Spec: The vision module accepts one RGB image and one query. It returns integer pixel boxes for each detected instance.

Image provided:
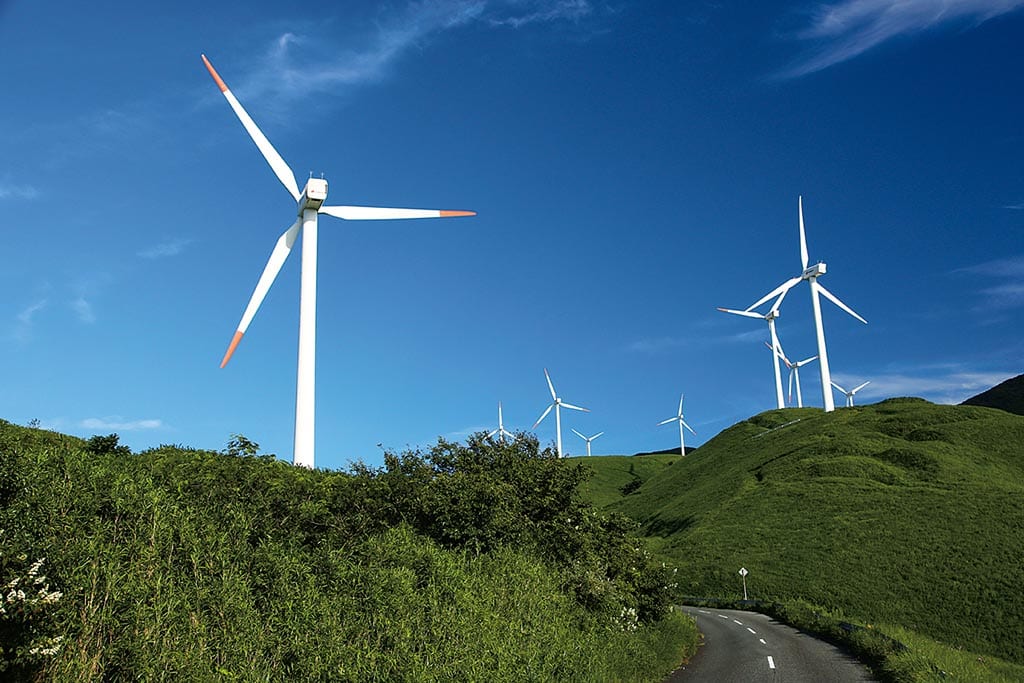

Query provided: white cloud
[0,180,38,200]
[781,0,1024,78]
[627,336,690,353]
[233,1,600,106]
[80,417,164,431]
[832,369,1015,404]
[955,254,1024,310]
[138,238,192,259]
[71,297,95,324]
[11,299,47,341]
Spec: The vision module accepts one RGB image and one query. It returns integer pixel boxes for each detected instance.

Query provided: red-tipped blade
[220,330,244,368]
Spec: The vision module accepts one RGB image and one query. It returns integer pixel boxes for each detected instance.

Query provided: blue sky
[1,0,1021,469]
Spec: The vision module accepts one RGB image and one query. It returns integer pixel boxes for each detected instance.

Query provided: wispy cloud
[80,417,164,431]
[71,297,96,324]
[781,0,1024,78]
[0,180,38,200]
[955,254,1024,310]
[833,369,1015,404]
[234,1,603,107]
[12,299,47,341]
[138,238,193,259]
[1003,202,1024,210]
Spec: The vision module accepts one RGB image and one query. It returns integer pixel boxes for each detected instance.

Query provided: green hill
[574,454,682,508]
[0,420,695,680]
[590,399,1024,666]
[962,373,1024,416]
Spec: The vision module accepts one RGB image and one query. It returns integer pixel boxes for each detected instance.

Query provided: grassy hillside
[962,373,1024,416]
[600,399,1024,665]
[0,420,696,680]
[573,454,682,508]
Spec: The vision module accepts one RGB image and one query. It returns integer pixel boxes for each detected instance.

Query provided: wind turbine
[658,394,696,455]
[532,369,589,458]
[718,290,789,409]
[487,402,514,443]
[201,55,475,469]
[744,197,866,412]
[766,341,818,408]
[571,429,604,457]
[831,380,870,407]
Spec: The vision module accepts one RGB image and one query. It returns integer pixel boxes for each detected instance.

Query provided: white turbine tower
[571,429,604,457]
[831,380,871,407]
[718,291,789,409]
[766,341,818,408]
[745,197,866,412]
[532,369,589,458]
[487,402,514,443]
[658,394,696,455]
[202,55,475,469]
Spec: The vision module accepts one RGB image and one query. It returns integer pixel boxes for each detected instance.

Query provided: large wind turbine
[745,197,866,412]
[487,402,514,443]
[831,380,870,407]
[571,428,604,457]
[658,394,696,455]
[202,55,475,469]
[718,291,789,409]
[532,369,589,458]
[766,341,818,408]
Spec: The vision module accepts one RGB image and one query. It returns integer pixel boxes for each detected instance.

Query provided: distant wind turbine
[201,55,475,469]
[571,429,604,457]
[766,341,818,408]
[831,380,871,407]
[532,369,589,458]
[658,394,696,455]
[744,197,866,412]
[718,290,789,409]
[487,402,514,443]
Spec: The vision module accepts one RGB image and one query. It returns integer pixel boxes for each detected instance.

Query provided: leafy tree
[84,434,130,457]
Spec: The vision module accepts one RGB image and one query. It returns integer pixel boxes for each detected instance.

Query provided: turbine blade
[788,370,794,404]
[799,196,809,270]
[799,355,818,366]
[852,381,871,393]
[220,219,301,367]
[571,428,586,440]
[201,55,300,202]
[770,287,789,313]
[487,429,499,438]
[745,278,801,312]
[592,432,604,440]
[560,402,588,412]
[657,417,677,426]
[320,205,476,220]
[544,368,557,401]
[682,420,697,436]
[830,381,847,394]
[678,393,684,416]
[817,284,868,324]
[717,307,764,319]
[532,403,553,429]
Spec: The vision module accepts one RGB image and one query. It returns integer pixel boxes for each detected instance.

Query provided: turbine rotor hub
[298,178,328,214]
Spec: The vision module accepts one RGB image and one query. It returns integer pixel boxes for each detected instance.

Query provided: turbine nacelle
[299,178,328,214]
[802,262,826,280]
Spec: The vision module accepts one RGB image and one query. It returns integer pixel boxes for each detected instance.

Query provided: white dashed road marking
[733,619,743,625]
[767,656,776,669]
[759,638,767,645]
[699,610,709,614]
[747,627,756,634]
[718,614,729,619]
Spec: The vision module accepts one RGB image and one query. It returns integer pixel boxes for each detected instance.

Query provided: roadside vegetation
[578,398,1024,680]
[0,419,697,681]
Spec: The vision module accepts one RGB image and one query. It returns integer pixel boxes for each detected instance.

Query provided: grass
[577,398,1024,671]
[572,454,682,508]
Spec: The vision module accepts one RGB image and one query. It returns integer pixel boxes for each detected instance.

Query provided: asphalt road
[666,607,876,682]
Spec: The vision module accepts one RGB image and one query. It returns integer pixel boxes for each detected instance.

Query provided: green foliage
[223,433,262,458]
[85,433,131,457]
[602,400,1024,666]
[0,419,697,680]
[573,454,681,509]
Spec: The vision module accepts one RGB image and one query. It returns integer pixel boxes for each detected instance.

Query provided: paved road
[665,607,876,682]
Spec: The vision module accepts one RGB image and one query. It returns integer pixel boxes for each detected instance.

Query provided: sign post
[739,567,749,600]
